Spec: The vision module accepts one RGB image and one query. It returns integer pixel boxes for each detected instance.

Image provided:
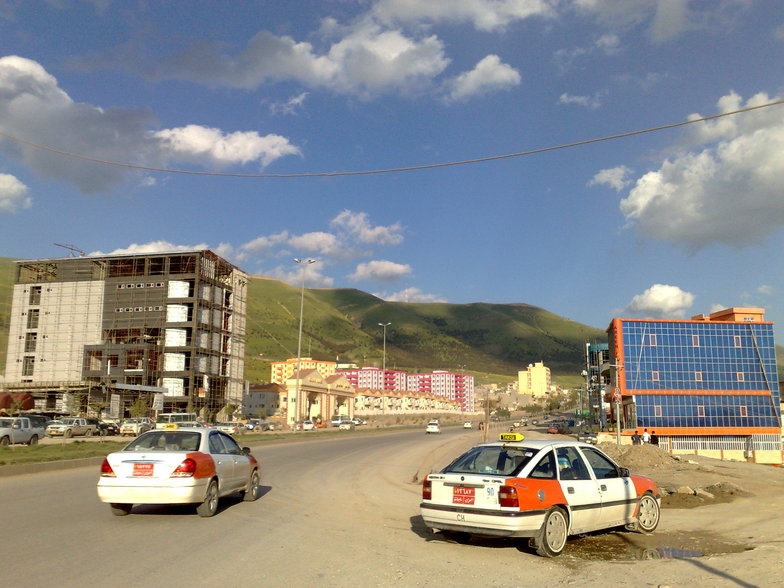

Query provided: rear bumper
[420,502,546,538]
[97,478,209,505]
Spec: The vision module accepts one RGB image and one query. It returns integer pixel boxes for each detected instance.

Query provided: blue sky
[1,1,783,332]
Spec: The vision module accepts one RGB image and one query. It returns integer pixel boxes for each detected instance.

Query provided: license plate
[133,463,154,477]
[453,487,475,505]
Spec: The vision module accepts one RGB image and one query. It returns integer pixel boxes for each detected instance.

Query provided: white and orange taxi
[97,426,260,517]
[420,433,660,557]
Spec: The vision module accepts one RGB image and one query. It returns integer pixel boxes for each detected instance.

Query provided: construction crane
[53,242,86,257]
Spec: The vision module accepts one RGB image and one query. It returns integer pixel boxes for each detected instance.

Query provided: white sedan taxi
[97,425,260,517]
[426,421,441,434]
[420,433,661,557]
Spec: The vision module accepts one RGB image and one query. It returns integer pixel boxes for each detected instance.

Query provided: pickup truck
[120,417,154,436]
[0,417,46,446]
[45,417,98,438]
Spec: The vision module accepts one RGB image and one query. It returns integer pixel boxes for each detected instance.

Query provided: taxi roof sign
[160,423,179,430]
[498,432,525,442]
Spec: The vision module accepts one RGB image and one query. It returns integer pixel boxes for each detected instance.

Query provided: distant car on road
[338,421,354,430]
[426,421,441,434]
[463,421,473,429]
[295,420,315,431]
[420,435,661,557]
[97,426,260,517]
[215,422,243,435]
[46,417,98,438]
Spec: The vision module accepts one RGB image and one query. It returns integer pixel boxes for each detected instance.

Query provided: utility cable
[0,99,781,178]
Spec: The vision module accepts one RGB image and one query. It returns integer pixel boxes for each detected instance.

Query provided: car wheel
[64,429,72,439]
[110,503,132,516]
[243,469,260,502]
[532,507,568,557]
[627,493,660,533]
[0,436,9,446]
[197,480,219,517]
[28,435,38,446]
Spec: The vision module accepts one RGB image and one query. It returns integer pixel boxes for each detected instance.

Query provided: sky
[1,0,783,333]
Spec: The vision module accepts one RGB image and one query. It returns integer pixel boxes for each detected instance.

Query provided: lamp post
[294,258,316,425]
[378,322,391,416]
[609,362,624,445]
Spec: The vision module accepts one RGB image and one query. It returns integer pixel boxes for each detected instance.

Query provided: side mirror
[241,447,251,455]
[619,467,630,478]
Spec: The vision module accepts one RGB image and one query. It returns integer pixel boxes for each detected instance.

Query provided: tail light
[422,479,432,500]
[100,458,116,477]
[171,458,197,478]
[499,485,519,507]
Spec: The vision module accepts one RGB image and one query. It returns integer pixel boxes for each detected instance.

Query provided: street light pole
[294,258,316,425]
[609,362,624,445]
[378,322,391,416]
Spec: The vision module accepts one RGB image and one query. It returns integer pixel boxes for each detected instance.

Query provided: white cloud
[0,173,31,213]
[268,262,334,288]
[330,210,403,245]
[0,56,300,193]
[269,92,309,116]
[619,91,784,250]
[349,260,412,282]
[624,284,695,319]
[90,241,210,256]
[444,55,520,102]
[558,90,606,109]
[241,231,290,254]
[371,0,555,32]
[757,285,774,296]
[152,125,300,168]
[288,231,347,258]
[589,165,632,191]
[379,287,446,303]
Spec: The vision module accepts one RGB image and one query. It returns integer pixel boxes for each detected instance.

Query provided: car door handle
[566,487,575,494]
[600,484,607,491]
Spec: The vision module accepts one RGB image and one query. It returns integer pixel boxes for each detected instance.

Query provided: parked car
[0,416,45,446]
[97,427,260,517]
[338,421,354,430]
[295,420,315,431]
[215,422,243,435]
[350,417,366,426]
[120,418,154,437]
[420,435,661,557]
[46,417,98,438]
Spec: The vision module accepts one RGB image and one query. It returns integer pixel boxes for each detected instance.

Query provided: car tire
[110,503,132,516]
[532,507,568,557]
[243,469,260,502]
[0,436,9,446]
[197,480,219,517]
[627,493,660,533]
[28,435,38,446]
[64,429,72,439]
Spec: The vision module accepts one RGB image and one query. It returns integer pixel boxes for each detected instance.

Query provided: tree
[129,396,150,418]
[224,404,237,420]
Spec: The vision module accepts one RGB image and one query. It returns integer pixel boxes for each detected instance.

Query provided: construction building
[3,250,247,419]
[606,307,782,464]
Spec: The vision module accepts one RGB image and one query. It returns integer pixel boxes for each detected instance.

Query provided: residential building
[270,357,336,385]
[338,366,407,391]
[518,361,551,398]
[406,370,475,412]
[244,383,284,418]
[4,250,247,418]
[606,307,781,464]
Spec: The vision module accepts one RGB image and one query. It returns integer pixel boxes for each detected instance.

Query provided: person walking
[641,428,651,444]
[631,431,641,445]
[650,431,659,446]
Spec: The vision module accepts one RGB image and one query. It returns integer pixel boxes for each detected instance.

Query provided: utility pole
[294,258,316,425]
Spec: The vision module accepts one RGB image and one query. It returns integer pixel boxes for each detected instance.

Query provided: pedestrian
[641,428,650,444]
[650,431,659,446]
[631,431,641,445]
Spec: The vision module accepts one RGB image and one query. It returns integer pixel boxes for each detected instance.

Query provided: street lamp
[294,258,316,425]
[609,362,624,445]
[378,322,391,416]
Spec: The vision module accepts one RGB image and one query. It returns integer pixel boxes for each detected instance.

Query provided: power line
[0,99,781,179]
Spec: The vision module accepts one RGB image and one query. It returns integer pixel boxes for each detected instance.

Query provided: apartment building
[269,357,336,385]
[4,250,247,418]
[518,361,551,398]
[606,307,781,464]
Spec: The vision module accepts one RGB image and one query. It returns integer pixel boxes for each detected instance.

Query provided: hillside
[1,257,782,386]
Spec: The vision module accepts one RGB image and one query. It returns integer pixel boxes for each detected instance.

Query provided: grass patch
[0,440,127,466]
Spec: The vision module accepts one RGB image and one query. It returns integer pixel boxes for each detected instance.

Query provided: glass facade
[615,319,781,432]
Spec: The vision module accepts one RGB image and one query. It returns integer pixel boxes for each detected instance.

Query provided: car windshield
[442,445,537,476]
[0,418,13,427]
[124,431,202,452]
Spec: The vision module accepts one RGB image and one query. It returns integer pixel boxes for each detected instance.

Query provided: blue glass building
[607,308,781,461]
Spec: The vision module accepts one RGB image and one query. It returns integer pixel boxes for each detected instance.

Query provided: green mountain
[2,257,782,386]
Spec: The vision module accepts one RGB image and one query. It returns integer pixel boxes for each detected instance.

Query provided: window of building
[695,371,703,381]
[24,332,37,353]
[26,309,40,329]
[651,371,659,381]
[739,406,748,417]
[697,405,705,417]
[734,335,742,347]
[22,356,35,376]
[736,372,745,382]
[692,334,700,347]
[654,405,662,417]
[29,285,42,305]
[648,334,657,346]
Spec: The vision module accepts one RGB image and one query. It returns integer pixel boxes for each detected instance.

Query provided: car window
[556,446,591,480]
[125,432,161,451]
[580,447,622,479]
[219,432,243,455]
[209,432,227,454]
[528,450,557,480]
[443,446,535,476]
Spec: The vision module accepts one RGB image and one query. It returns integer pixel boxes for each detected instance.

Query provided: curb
[0,456,105,478]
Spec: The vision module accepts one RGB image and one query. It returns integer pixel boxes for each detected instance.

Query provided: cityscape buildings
[517,361,551,398]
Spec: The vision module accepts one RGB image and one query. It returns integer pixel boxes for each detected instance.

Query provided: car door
[218,432,252,491]
[208,432,238,493]
[579,446,636,527]
[555,446,603,533]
